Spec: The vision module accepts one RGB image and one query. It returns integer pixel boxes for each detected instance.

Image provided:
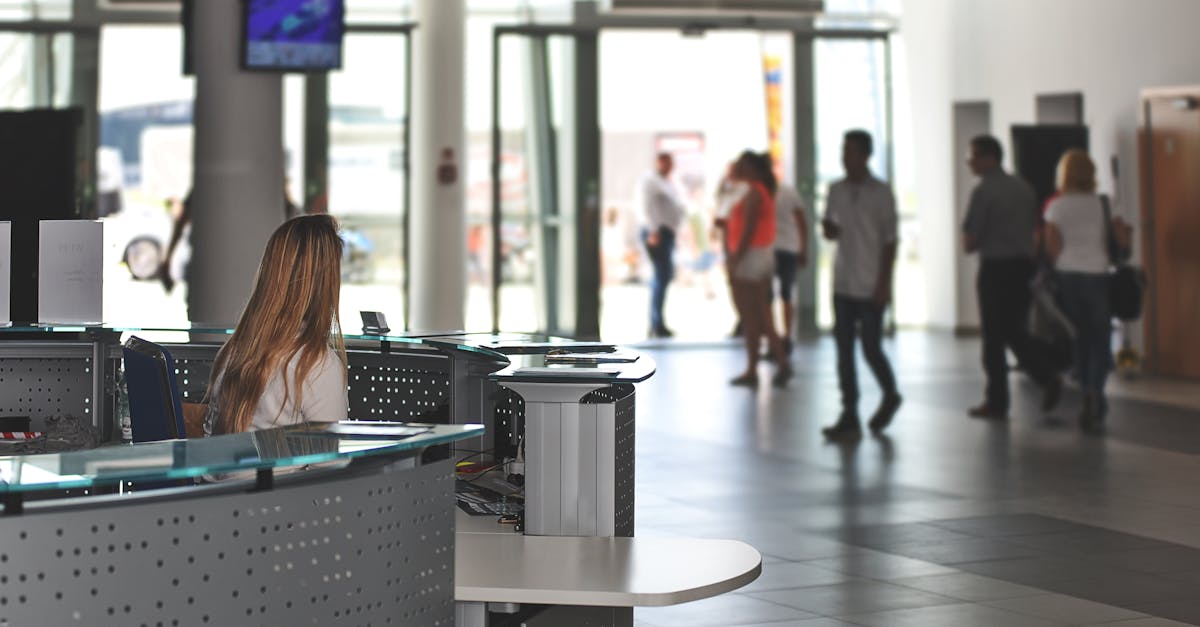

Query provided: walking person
[1043,149,1131,431]
[727,151,791,387]
[821,130,902,438]
[773,178,809,355]
[638,152,688,338]
[962,135,1062,419]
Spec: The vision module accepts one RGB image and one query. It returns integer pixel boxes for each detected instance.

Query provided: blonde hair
[209,214,346,434]
[1056,149,1097,193]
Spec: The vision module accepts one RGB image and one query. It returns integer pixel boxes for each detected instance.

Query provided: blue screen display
[244,0,345,71]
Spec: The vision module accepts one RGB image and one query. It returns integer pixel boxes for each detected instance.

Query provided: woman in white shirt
[1044,149,1129,431]
[205,214,348,435]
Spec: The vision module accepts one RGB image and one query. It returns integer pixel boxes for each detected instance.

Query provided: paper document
[0,221,9,324]
[38,220,103,324]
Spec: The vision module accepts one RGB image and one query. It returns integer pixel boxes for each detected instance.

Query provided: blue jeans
[1057,272,1113,397]
[641,226,675,332]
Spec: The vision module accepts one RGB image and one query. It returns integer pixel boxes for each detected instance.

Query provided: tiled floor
[630,332,1200,626]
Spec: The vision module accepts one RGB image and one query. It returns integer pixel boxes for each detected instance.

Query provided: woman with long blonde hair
[205,214,348,435]
[1044,149,1131,432]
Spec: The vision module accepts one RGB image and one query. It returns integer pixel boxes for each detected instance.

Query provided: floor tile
[824,522,978,549]
[1094,614,1200,619]
[634,593,818,627]
[804,550,956,580]
[929,514,1086,538]
[954,556,1110,585]
[1132,601,1200,625]
[715,614,859,619]
[842,602,1062,627]
[739,561,857,592]
[1089,547,1200,574]
[1010,529,1173,556]
[985,594,1147,624]
[1038,574,1198,607]
[885,537,1044,564]
[748,580,957,616]
[747,534,870,563]
[890,572,1048,602]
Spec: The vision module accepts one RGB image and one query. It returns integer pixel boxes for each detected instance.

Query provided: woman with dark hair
[205,214,348,435]
[727,151,791,387]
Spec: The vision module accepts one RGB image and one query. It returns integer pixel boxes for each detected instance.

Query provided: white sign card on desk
[0,221,10,325]
[38,220,103,325]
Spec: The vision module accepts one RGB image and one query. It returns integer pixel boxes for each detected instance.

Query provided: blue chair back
[122,336,187,443]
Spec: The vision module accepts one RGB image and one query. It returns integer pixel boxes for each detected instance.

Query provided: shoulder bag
[1101,195,1146,321]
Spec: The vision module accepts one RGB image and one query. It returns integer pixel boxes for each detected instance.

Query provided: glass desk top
[0,422,482,494]
[0,325,654,381]
[489,352,656,384]
[0,324,508,359]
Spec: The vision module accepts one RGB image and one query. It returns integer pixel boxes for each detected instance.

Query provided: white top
[714,180,747,220]
[1045,192,1110,274]
[638,171,687,231]
[774,184,807,254]
[205,346,348,435]
[825,175,898,299]
[455,531,762,607]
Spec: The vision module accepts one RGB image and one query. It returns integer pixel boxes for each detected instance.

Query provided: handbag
[1027,267,1076,372]
[1101,196,1146,321]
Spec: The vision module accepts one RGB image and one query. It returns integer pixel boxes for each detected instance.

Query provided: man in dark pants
[821,130,903,439]
[638,152,687,338]
[962,135,1062,418]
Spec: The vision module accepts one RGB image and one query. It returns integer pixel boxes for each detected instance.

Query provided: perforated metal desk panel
[0,423,481,626]
[0,326,503,439]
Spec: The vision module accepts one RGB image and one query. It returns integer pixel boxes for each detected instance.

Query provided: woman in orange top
[727,151,791,387]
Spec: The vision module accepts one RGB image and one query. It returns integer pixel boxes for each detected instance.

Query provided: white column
[411,0,467,331]
[187,0,285,325]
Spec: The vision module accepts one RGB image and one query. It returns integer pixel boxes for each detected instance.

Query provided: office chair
[122,336,187,443]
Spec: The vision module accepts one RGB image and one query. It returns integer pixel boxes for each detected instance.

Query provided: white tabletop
[455,531,762,607]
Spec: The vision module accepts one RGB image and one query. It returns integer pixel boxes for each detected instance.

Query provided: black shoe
[771,364,793,388]
[1042,376,1063,412]
[1079,392,1106,434]
[968,403,1008,420]
[649,327,674,339]
[823,414,862,440]
[869,393,903,433]
[730,373,759,387]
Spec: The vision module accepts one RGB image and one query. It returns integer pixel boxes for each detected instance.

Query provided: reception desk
[0,422,482,626]
[0,326,763,627]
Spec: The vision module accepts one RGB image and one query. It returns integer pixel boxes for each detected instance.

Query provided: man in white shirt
[773,181,809,354]
[638,152,688,338]
[821,130,902,438]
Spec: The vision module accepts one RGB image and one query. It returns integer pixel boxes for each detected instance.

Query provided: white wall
[900,0,1200,331]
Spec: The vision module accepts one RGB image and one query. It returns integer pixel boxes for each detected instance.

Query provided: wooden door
[1140,89,1200,378]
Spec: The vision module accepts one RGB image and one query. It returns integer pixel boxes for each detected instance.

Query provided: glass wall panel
[327,32,409,330]
[0,32,34,108]
[0,0,70,20]
[97,25,193,326]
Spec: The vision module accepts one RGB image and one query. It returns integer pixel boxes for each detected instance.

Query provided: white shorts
[732,246,775,281]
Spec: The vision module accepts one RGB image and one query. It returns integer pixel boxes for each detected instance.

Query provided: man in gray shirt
[962,135,1061,419]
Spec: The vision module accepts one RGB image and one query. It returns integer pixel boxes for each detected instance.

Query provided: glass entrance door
[487,26,600,337]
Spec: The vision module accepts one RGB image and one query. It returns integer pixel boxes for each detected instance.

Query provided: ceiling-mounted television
[242,0,345,72]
